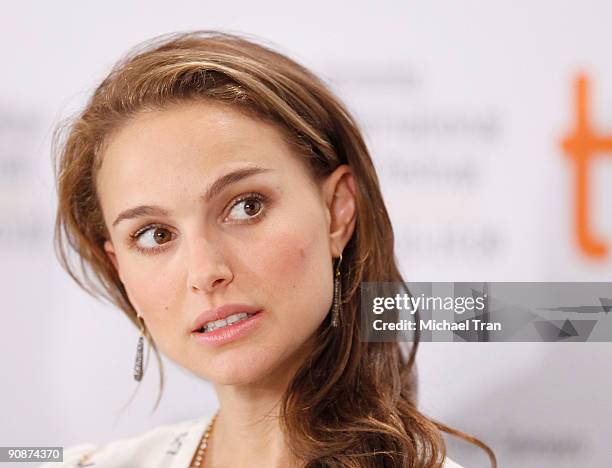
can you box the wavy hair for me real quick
[52,30,496,468]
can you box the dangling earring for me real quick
[331,253,343,327]
[133,316,145,381]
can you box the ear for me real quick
[322,164,357,258]
[104,239,139,315]
[103,239,121,276]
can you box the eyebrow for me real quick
[111,166,273,227]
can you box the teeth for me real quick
[201,312,252,333]
[226,314,243,324]
[213,319,227,328]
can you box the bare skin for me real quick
[96,100,357,467]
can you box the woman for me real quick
[45,30,496,467]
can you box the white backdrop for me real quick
[1,2,611,467]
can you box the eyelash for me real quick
[128,191,269,256]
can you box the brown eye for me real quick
[134,226,173,251]
[227,195,265,221]
[152,227,172,244]
[243,199,262,216]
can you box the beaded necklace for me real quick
[189,412,219,468]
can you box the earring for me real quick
[331,253,343,327]
[133,316,145,381]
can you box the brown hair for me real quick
[52,30,496,467]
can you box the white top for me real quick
[40,413,464,467]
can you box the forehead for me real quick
[98,101,301,175]
[94,101,318,226]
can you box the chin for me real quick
[200,351,282,386]
[205,362,274,386]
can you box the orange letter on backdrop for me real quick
[561,74,611,260]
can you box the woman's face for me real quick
[97,100,356,386]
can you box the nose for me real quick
[186,236,233,294]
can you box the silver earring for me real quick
[331,253,343,327]
[133,317,145,381]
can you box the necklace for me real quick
[189,411,219,468]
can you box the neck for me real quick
[207,337,315,468]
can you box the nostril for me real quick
[190,277,230,293]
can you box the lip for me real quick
[190,310,264,347]
[191,303,262,333]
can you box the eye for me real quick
[128,192,268,255]
[226,193,266,222]
[131,225,173,254]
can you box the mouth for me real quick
[192,310,263,334]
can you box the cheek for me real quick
[259,200,330,284]
[120,264,180,320]
[121,266,183,358]
[258,230,316,286]
[255,223,334,320]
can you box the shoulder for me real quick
[38,414,212,468]
[443,456,465,468]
